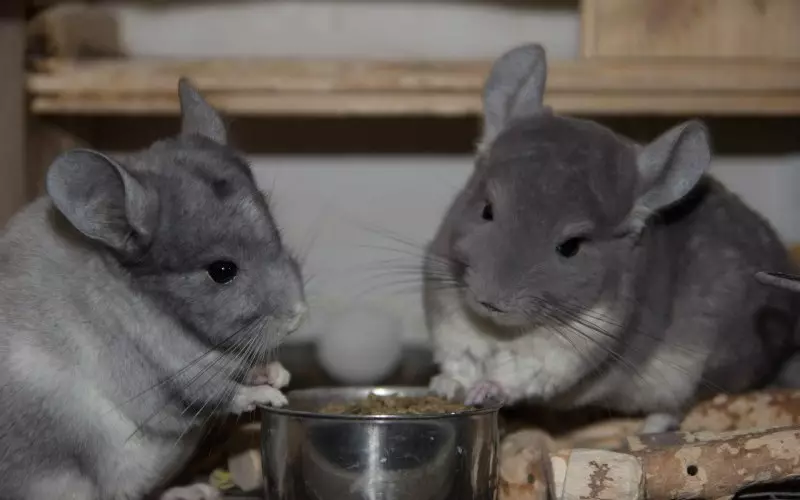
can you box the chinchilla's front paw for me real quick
[464,380,506,406]
[429,374,466,401]
[244,361,291,389]
[230,384,288,414]
[160,483,221,500]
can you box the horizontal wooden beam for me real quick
[28,58,800,116]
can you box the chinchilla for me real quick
[423,43,798,433]
[0,79,306,499]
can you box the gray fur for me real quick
[424,44,798,426]
[0,79,306,499]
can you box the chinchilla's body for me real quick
[0,81,306,500]
[424,44,798,432]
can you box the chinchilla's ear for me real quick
[178,77,228,145]
[623,120,711,233]
[479,43,548,152]
[46,148,158,256]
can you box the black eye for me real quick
[207,260,238,284]
[556,238,583,258]
[482,201,494,221]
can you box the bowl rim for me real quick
[258,385,504,420]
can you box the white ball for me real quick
[315,305,404,385]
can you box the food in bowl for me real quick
[318,393,473,416]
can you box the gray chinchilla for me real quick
[0,79,307,500]
[423,43,798,433]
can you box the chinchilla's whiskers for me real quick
[533,302,689,412]
[131,323,256,442]
[353,275,463,300]
[111,314,266,415]
[174,318,268,447]
[544,303,659,395]
[357,243,429,260]
[131,315,268,443]
[183,334,259,445]
[520,292,707,358]
[194,332,263,445]
[232,331,266,426]
[537,296,723,397]
[357,225,429,254]
[206,318,276,436]
[539,315,600,376]
[555,297,719,372]
[352,258,462,298]
[170,334,258,448]
[303,272,317,287]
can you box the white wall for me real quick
[100,1,800,381]
[254,153,800,352]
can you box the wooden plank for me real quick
[29,91,800,117]
[29,58,800,93]
[27,57,800,116]
[0,0,27,228]
[581,0,800,59]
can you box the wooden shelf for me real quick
[27,57,800,117]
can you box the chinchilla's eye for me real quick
[207,260,238,284]
[481,201,494,221]
[556,237,584,258]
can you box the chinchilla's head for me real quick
[45,79,307,352]
[431,44,711,329]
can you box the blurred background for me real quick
[3,0,799,389]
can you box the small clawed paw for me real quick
[245,361,291,389]
[429,374,466,401]
[465,380,505,406]
[231,384,288,414]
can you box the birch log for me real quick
[500,426,800,500]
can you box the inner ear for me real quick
[178,77,228,144]
[46,148,158,256]
[624,120,711,231]
[480,43,548,152]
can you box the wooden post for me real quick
[0,0,27,228]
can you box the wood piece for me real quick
[30,57,800,93]
[627,426,800,499]
[29,91,800,117]
[227,449,262,493]
[498,430,553,500]
[552,418,644,452]
[681,389,800,433]
[581,0,800,59]
[28,4,121,58]
[27,58,800,116]
[501,426,800,499]
[550,448,643,500]
[0,0,27,228]
[223,423,263,492]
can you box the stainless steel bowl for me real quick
[260,386,502,500]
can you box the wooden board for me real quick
[27,57,800,116]
[581,0,800,59]
[0,0,27,228]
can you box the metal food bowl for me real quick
[259,386,503,500]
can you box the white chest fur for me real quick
[429,291,621,405]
